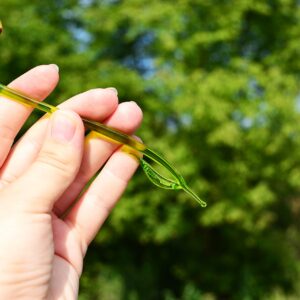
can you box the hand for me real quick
[0,65,143,299]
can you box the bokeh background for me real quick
[1,0,300,299]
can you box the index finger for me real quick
[0,64,59,166]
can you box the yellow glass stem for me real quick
[0,83,206,207]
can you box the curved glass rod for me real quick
[0,83,206,207]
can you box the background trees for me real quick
[1,0,300,299]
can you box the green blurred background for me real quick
[1,0,300,299]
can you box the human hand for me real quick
[0,65,143,299]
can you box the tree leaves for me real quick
[1,0,300,299]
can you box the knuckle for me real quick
[37,147,78,179]
[76,168,92,184]
[0,173,18,186]
[0,120,16,143]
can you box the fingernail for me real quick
[51,111,76,142]
[133,135,143,143]
[106,87,118,95]
[49,64,59,73]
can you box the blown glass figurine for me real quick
[0,21,206,207]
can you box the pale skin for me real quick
[0,64,143,299]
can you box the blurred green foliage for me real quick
[1,0,300,299]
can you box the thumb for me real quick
[2,110,84,213]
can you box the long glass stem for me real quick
[0,83,206,207]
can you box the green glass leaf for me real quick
[0,83,206,207]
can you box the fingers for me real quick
[65,149,139,253]
[0,88,118,187]
[0,65,59,166]
[1,110,84,213]
[57,88,118,119]
[53,101,143,216]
